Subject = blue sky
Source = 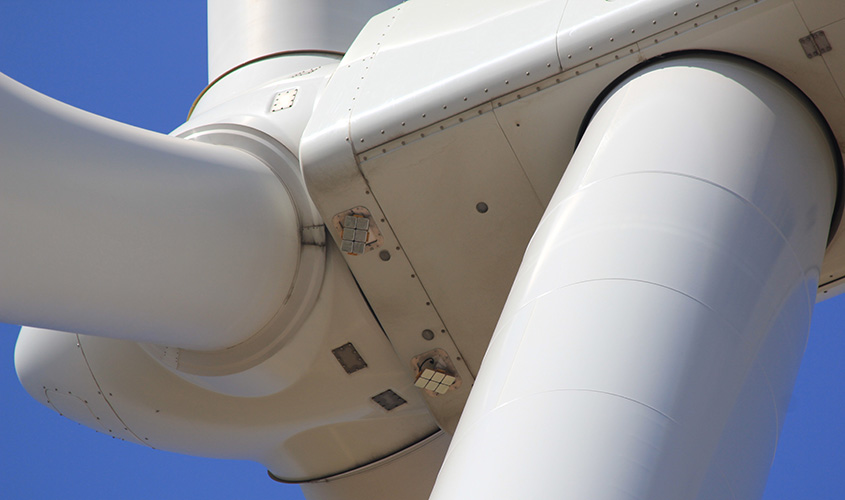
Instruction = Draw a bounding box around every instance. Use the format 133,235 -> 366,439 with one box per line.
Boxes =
1,2 -> 844,499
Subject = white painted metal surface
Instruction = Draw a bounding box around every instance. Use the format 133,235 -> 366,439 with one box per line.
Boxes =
15,247 -> 440,481
207,0 -> 399,82
431,56 -> 837,499
300,432 -> 450,500
0,73 -> 299,351
7,0 -> 845,498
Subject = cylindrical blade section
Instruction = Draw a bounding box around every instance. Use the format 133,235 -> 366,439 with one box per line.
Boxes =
0,73 -> 300,351
431,56 -> 838,499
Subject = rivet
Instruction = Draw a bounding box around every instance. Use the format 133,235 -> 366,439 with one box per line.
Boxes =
440,125 -> 445,130
381,129 -> 385,134
426,302 -> 431,306
443,105 -> 447,109
411,274 -> 416,278
401,121 -> 406,126
422,329 -> 435,341
382,148 -> 387,153
567,54 -> 572,59
476,202 -> 489,213
504,80 -> 509,84
459,117 -> 464,122
609,37 -> 614,42
422,113 -> 426,117
525,71 -> 530,76
484,88 -> 489,93
360,138 -> 365,143
379,250 -> 391,261
652,20 -> 657,24
588,46 -> 593,50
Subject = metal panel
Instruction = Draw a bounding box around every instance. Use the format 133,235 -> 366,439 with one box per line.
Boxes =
348,0 -> 565,149
15,328 -> 146,445
300,432 -> 450,500
359,112 -> 544,373
794,0 -> 845,31
492,51 -> 641,206
556,0 -> 736,69
206,0 -> 399,81
16,248 -> 440,482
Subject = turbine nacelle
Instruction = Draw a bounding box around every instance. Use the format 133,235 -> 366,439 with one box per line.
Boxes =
5,0 -> 845,499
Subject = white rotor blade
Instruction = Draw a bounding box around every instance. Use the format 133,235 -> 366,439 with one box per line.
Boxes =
0,73 -> 299,351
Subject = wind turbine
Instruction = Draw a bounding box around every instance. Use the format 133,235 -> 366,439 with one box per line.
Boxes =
1,0 -> 844,500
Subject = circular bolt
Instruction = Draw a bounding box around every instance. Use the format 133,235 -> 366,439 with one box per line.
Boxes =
379,250 -> 391,261
476,202 -> 489,213
421,329 -> 435,340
